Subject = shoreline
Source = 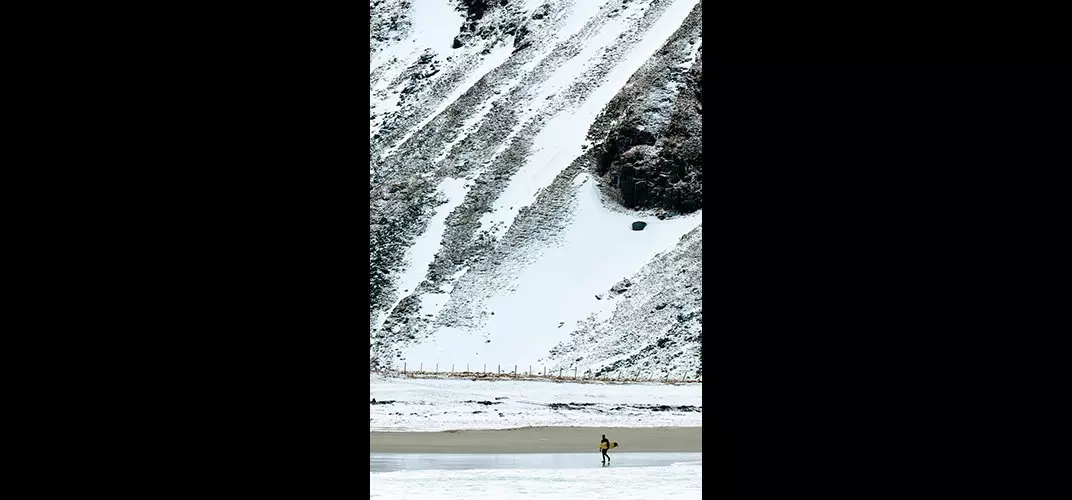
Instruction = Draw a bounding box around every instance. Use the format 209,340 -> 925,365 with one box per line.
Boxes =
370,426 -> 702,453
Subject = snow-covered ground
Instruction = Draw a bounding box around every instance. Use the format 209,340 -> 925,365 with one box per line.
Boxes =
403,176 -> 701,370
371,457 -> 702,500
370,0 -> 703,376
372,452 -> 702,472
370,377 -> 701,432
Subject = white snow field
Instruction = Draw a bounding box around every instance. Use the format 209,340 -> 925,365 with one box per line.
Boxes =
370,458 -> 702,499
370,376 -> 701,432
371,452 -> 702,472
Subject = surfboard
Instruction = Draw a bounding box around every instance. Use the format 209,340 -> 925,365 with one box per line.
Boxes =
600,441 -> 619,450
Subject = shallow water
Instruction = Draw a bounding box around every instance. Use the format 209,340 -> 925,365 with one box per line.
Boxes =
370,452 -> 702,472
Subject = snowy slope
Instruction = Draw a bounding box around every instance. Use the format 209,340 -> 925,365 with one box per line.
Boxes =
545,224 -> 702,376
370,377 -> 702,432
370,0 -> 703,375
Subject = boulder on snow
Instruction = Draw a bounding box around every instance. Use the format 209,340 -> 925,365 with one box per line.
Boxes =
610,278 -> 633,294
631,221 -> 647,231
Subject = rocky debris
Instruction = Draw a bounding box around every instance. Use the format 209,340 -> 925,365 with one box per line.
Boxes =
396,52 -> 445,104
462,400 -> 501,405
609,278 -> 633,294
369,1 -> 415,53
548,402 -> 596,410
370,399 -> 397,405
542,402 -> 701,412
451,0 -> 531,52
631,221 -> 647,230
456,0 -> 492,20
637,404 -> 701,412
532,2 -> 550,20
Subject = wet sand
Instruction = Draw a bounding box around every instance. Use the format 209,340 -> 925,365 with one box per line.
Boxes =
370,426 -> 702,453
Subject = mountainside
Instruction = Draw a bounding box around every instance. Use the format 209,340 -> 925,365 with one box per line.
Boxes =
370,0 -> 702,376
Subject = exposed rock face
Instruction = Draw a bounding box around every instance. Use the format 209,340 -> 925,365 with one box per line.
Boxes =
457,0 -> 492,21
451,0 -> 533,51
591,5 -> 702,214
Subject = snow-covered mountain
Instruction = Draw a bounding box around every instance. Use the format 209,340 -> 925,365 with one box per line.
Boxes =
370,0 -> 702,376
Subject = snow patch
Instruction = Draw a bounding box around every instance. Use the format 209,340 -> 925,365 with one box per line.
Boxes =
411,0 -> 465,54
571,172 -> 590,186
370,460 -> 703,500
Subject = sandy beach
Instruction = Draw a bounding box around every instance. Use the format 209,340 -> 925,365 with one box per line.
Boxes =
370,426 -> 702,453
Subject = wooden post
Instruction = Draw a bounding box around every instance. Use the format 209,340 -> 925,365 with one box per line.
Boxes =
403,362 -> 406,374
543,366 -> 546,377
559,368 -> 562,378
435,363 -> 438,373
574,367 -> 578,379
498,364 -> 501,375
420,363 -> 423,372
514,365 -> 517,376
529,365 -> 531,376
452,364 -> 454,374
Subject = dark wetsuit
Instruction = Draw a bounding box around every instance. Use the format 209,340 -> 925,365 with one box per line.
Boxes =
601,438 -> 611,462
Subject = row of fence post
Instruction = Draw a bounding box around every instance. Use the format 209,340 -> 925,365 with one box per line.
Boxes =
397,362 -> 700,382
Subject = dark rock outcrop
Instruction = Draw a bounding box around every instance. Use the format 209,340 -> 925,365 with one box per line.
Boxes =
590,4 -> 703,215
599,48 -> 702,213
457,0 -> 491,20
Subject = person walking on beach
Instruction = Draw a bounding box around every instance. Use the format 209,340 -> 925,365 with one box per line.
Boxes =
600,434 -> 611,465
